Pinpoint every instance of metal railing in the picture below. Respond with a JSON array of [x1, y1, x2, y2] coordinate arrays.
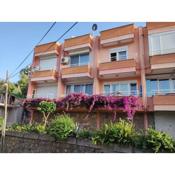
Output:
[[102, 90, 140, 97], [149, 89, 175, 96]]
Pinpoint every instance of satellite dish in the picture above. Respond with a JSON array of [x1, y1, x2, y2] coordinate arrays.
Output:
[[92, 24, 98, 31]]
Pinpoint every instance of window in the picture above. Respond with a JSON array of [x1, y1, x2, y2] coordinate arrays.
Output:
[[150, 80, 158, 95], [39, 56, 57, 70], [118, 51, 127, 60], [110, 47, 128, 61], [110, 52, 117, 61], [70, 55, 79, 66], [147, 79, 173, 96], [130, 83, 137, 96], [104, 85, 110, 95], [149, 30, 175, 56], [104, 82, 138, 96], [70, 53, 89, 66], [159, 79, 170, 93], [66, 83, 93, 95], [172, 79, 175, 90]]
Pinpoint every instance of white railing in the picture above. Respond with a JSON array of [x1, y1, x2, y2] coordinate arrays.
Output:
[[31, 66, 56, 72], [150, 89, 175, 96], [102, 90, 140, 96], [33, 93, 57, 99]]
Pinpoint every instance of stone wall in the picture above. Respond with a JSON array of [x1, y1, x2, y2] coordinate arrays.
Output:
[[0, 131, 142, 153]]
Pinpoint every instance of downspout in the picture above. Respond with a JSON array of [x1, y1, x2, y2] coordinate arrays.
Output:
[[138, 28, 148, 129]]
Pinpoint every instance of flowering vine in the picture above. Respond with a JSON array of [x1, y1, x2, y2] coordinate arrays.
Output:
[[23, 93, 141, 120]]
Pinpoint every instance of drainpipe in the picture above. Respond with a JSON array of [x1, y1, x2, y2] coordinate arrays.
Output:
[[138, 28, 148, 129]]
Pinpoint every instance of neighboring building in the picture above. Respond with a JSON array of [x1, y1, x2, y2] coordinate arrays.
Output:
[[27, 22, 175, 137]]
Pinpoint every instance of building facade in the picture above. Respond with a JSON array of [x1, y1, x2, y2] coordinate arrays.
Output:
[[27, 22, 175, 137]]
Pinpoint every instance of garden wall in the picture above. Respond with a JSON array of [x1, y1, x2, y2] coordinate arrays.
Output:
[[0, 131, 142, 153], [30, 111, 155, 130]]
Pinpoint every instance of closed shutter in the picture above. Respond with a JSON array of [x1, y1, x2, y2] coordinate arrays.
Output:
[[39, 57, 57, 70], [35, 85, 57, 98], [161, 32, 175, 54]]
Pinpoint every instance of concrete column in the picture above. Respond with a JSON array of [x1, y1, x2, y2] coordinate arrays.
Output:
[[138, 28, 148, 129]]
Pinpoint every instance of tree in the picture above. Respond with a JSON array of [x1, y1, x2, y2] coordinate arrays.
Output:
[[16, 66, 30, 98], [37, 101, 56, 127]]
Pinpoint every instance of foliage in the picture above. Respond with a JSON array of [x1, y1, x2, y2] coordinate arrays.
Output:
[[24, 93, 141, 120], [37, 101, 56, 127], [10, 123, 46, 134], [47, 115, 76, 140], [92, 119, 136, 145], [76, 128, 94, 139], [136, 128, 175, 153], [0, 66, 30, 99]]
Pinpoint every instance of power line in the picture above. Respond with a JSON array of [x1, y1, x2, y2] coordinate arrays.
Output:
[[9, 22, 57, 78], [9, 22, 78, 80]]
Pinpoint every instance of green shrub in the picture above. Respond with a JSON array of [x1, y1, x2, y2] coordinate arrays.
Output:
[[76, 128, 94, 139], [92, 119, 136, 145], [38, 101, 56, 127], [10, 123, 46, 134], [137, 128, 175, 153], [47, 115, 76, 140]]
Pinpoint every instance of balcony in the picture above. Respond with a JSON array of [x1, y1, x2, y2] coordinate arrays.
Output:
[[34, 42, 59, 56], [150, 53, 175, 74], [64, 34, 92, 51], [100, 24, 135, 47], [30, 69, 58, 82], [147, 88, 175, 111], [99, 59, 137, 79], [153, 94, 175, 111], [61, 65, 92, 81]]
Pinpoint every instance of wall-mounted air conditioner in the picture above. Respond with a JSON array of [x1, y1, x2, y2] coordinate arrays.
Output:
[[61, 57, 69, 65]]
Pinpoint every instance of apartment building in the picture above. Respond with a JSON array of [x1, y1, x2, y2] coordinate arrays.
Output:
[[27, 22, 175, 137]]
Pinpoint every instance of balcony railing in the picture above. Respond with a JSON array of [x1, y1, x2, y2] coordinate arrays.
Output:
[[149, 89, 175, 96], [102, 90, 140, 97], [33, 93, 57, 99]]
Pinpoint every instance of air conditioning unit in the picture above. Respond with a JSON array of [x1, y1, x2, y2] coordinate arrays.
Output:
[[32, 65, 39, 72], [61, 57, 69, 65]]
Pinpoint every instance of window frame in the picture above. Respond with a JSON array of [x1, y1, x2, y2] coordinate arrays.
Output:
[[149, 30, 175, 56], [65, 83, 93, 95], [109, 46, 128, 61], [103, 81, 138, 96], [69, 53, 90, 67]]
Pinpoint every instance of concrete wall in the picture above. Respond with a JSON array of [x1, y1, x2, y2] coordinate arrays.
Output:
[[154, 111, 175, 138], [0, 105, 23, 126]]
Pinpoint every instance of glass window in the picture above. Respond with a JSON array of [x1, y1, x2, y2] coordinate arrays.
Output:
[[120, 83, 129, 96], [66, 85, 72, 95], [79, 53, 89, 65], [110, 52, 117, 61], [159, 79, 170, 94], [74, 85, 81, 93], [70, 55, 79, 66], [104, 85, 110, 95], [172, 79, 175, 91], [111, 84, 120, 95], [85, 84, 93, 95], [130, 83, 137, 96], [150, 80, 158, 95], [118, 51, 127, 60]]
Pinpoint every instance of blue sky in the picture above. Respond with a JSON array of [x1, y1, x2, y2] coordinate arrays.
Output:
[[0, 22, 145, 82]]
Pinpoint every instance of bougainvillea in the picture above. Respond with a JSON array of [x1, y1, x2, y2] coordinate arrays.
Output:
[[23, 93, 141, 120]]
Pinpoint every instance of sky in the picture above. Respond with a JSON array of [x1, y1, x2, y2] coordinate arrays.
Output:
[[0, 22, 145, 82]]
